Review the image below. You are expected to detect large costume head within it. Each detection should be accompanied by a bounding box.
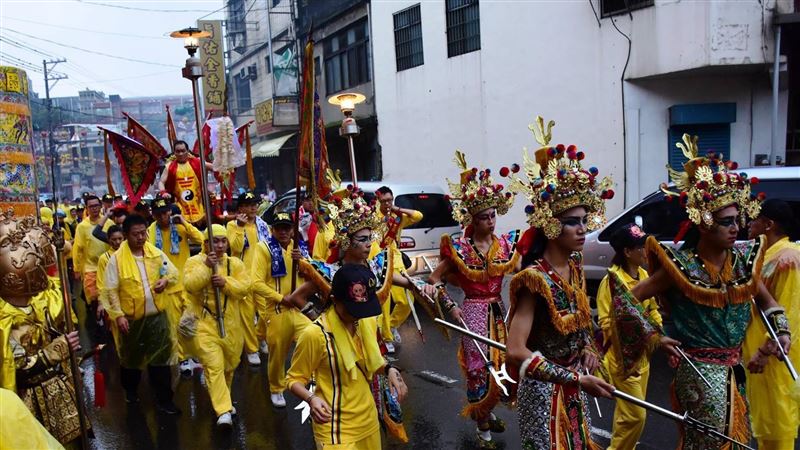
[660,133,761,230]
[0,209,56,300]
[327,186,383,251]
[445,151,515,228]
[504,116,614,240]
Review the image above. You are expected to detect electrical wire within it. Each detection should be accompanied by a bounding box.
[0,53,44,73]
[3,16,170,40]
[75,0,215,13]
[4,27,180,68]
[0,36,58,58]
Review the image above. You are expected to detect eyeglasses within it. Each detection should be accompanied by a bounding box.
[713,216,738,229]
[560,216,589,227]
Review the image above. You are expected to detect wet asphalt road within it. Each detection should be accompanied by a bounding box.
[74,280,684,450]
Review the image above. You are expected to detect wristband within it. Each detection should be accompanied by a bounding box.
[305,393,316,403]
[766,308,791,337]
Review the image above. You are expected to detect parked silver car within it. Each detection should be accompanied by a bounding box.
[263,182,461,274]
[582,166,800,297]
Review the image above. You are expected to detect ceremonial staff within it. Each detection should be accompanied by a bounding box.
[170,27,224,337]
[752,299,798,380]
[48,140,90,450]
[434,318,755,450]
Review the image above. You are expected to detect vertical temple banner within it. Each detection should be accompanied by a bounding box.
[0,66,37,216]
[198,20,225,116]
[254,99,274,136]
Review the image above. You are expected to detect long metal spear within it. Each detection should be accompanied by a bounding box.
[434,318,755,450]
[752,299,797,380]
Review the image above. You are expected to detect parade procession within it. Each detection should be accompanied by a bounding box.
[1,1,800,449]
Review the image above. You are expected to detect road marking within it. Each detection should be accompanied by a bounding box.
[590,426,612,440]
[416,370,459,386]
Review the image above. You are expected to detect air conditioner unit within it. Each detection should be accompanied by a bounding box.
[239,68,247,79]
[247,64,257,80]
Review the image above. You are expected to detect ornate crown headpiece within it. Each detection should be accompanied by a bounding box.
[445,151,515,227]
[661,133,762,227]
[0,209,56,299]
[327,186,384,250]
[504,116,614,239]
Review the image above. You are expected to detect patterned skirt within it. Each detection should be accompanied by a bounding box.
[517,375,597,450]
[458,299,506,422]
[672,355,751,450]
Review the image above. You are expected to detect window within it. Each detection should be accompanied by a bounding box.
[393,5,424,71]
[228,0,246,33]
[445,0,480,57]
[235,74,251,111]
[601,0,653,18]
[324,20,371,94]
[668,124,731,171]
[265,55,271,74]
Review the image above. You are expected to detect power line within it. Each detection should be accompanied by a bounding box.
[0,53,44,73]
[3,16,170,40]
[4,28,180,68]
[76,0,215,13]
[30,97,115,121]
[0,36,58,58]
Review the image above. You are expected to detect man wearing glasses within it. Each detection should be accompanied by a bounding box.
[72,193,110,322]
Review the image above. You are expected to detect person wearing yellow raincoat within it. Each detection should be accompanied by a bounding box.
[101,214,181,414]
[744,199,800,450]
[0,387,64,450]
[251,212,310,408]
[147,197,204,373]
[227,191,271,366]
[71,194,110,317]
[596,223,663,450]
[370,186,423,353]
[97,225,124,351]
[183,224,250,429]
[0,212,86,446]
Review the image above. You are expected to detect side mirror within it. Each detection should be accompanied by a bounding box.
[634,215,644,229]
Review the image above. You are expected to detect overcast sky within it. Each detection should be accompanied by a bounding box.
[0,1,226,99]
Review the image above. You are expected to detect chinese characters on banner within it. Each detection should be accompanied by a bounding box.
[197,20,225,116]
[254,99,273,136]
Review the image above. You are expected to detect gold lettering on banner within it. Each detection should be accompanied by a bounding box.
[254,99,274,136]
[198,20,225,114]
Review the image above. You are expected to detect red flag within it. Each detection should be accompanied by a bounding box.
[298,39,331,205]
[100,127,160,205]
[124,111,167,160]
[191,112,213,159]
[165,105,178,153]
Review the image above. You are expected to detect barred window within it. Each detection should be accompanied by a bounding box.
[324,20,371,94]
[394,5,424,71]
[601,0,653,17]
[445,0,480,58]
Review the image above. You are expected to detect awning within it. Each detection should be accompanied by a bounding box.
[251,132,296,158]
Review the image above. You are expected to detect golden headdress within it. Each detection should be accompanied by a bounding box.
[504,116,614,239]
[0,209,56,299]
[327,186,384,250]
[661,133,762,227]
[445,151,515,227]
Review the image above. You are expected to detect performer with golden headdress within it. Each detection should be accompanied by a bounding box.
[628,134,791,449]
[503,117,620,450]
[422,151,518,449]
[0,211,87,446]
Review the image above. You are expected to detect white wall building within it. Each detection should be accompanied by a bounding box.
[370,0,794,230]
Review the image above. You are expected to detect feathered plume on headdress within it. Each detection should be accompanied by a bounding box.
[660,133,762,227]
[502,116,614,239]
[445,151,515,227]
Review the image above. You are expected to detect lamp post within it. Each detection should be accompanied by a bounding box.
[170,27,225,337]
[328,92,366,188]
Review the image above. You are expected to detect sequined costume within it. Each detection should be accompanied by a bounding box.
[440,230,519,421]
[647,235,764,449]
[508,255,599,450]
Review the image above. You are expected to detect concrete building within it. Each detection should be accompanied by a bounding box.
[370,0,798,229]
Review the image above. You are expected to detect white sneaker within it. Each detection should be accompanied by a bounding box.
[217,412,233,429]
[259,340,269,355]
[179,360,192,376]
[270,392,286,408]
[384,341,396,354]
[247,352,261,366]
[391,328,402,344]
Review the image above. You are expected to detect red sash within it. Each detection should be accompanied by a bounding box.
[165,158,202,195]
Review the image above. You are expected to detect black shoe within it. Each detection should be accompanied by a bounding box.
[157,402,182,415]
[125,391,139,404]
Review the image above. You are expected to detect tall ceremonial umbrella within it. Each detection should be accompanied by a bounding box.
[171,27,225,337]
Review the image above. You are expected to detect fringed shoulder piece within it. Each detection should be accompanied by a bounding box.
[298,259,333,298]
[508,267,592,336]
[439,233,519,283]
[645,235,765,308]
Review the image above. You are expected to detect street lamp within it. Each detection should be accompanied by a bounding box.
[170,26,225,337]
[328,92,365,188]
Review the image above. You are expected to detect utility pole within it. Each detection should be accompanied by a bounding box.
[42,58,67,198]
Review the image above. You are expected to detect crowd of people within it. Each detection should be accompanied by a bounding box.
[1,120,798,450]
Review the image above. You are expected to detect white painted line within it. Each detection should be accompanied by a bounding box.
[417,370,459,385]
[591,426,613,440]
